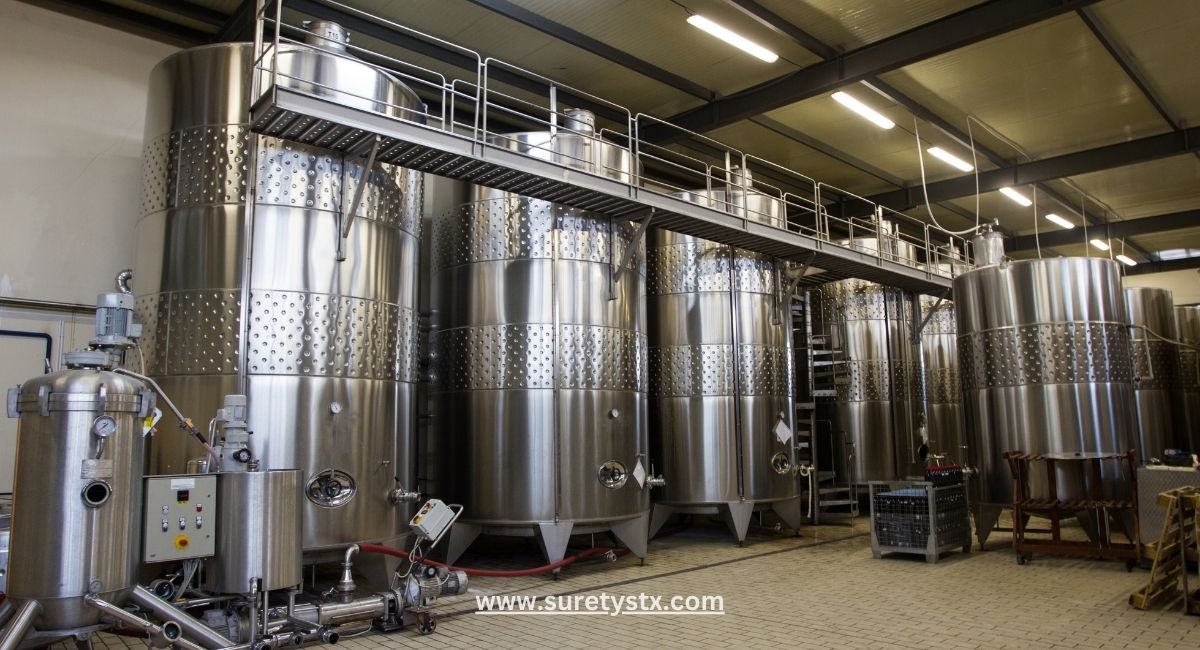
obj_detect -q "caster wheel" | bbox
[418,616,437,635]
[1017,555,1026,565]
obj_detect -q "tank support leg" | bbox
[719,502,755,544]
[772,497,805,535]
[444,523,482,566]
[975,504,1001,549]
[609,512,650,559]
[648,505,675,540]
[535,522,574,566]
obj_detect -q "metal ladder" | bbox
[795,290,858,521]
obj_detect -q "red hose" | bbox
[358,543,627,577]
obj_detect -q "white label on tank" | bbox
[632,459,647,488]
[170,478,195,490]
[774,420,793,445]
[81,459,114,479]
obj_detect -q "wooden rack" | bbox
[1004,450,1141,568]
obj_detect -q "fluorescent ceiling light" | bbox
[1115,254,1137,266]
[1090,238,1110,251]
[998,187,1032,207]
[686,15,779,63]
[831,91,895,129]
[927,147,973,172]
[1044,213,1075,229]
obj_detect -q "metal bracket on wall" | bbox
[911,289,949,343]
[609,209,654,300]
[336,134,383,262]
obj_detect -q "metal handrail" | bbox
[249,1,976,276]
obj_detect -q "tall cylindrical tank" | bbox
[918,293,965,464]
[646,174,800,542]
[956,257,1135,543]
[430,111,650,564]
[133,30,424,552]
[5,355,153,629]
[1175,305,1200,452]
[817,224,917,484]
[1125,287,1178,460]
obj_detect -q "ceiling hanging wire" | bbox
[913,117,982,236]
[1032,185,1042,258]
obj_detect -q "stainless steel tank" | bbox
[1176,305,1200,452]
[133,27,423,552]
[646,174,800,543]
[918,293,965,464]
[431,110,651,564]
[208,470,303,594]
[956,257,1135,544]
[816,224,918,484]
[1125,287,1178,460]
[5,356,153,629]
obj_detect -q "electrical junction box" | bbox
[410,499,455,543]
[143,474,216,562]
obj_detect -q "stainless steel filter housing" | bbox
[817,227,918,484]
[1125,287,1178,460]
[133,35,423,552]
[646,179,801,542]
[6,365,153,629]
[1175,305,1200,451]
[918,293,965,465]
[431,113,651,564]
[955,257,1135,544]
[208,470,303,594]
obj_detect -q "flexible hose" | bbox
[358,543,627,577]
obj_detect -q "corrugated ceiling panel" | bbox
[505,0,822,95]
[1090,0,1200,126]
[1067,155,1200,219]
[875,14,1166,160]
[755,0,984,51]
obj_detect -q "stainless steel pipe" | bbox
[130,586,237,650]
[85,594,203,650]
[0,600,40,650]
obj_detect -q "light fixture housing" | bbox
[1044,213,1075,230]
[831,91,895,129]
[1090,239,1110,251]
[686,15,779,63]
[927,147,973,172]
[1115,254,1137,266]
[998,187,1032,207]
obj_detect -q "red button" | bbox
[196,505,203,512]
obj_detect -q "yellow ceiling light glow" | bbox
[927,147,974,172]
[686,15,779,63]
[830,91,895,129]
[998,187,1032,207]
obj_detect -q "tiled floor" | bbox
[73,518,1200,649]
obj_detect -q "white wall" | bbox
[0,2,178,304]
[1124,269,1200,306]
[0,2,178,491]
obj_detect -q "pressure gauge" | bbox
[91,415,118,438]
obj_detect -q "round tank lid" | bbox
[301,20,349,52]
[562,108,596,135]
[64,349,116,370]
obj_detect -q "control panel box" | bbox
[410,499,455,543]
[144,474,216,562]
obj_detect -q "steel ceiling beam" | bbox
[719,0,1150,254]
[1004,209,1200,253]
[1124,256,1200,276]
[865,126,1200,210]
[19,0,212,46]
[213,0,255,43]
[642,0,1101,142]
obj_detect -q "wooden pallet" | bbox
[1130,487,1199,611]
